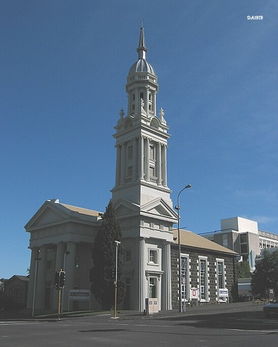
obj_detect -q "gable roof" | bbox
[173,229,237,256]
[25,199,102,231]
[59,203,100,217]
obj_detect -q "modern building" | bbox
[25,28,237,314]
[203,216,278,271]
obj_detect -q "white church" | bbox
[25,28,237,314]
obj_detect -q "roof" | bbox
[173,229,237,256]
[59,203,101,217]
[8,275,29,282]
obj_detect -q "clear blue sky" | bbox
[1,0,277,278]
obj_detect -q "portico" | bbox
[25,200,101,313]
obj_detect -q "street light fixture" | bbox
[175,184,192,313]
[112,240,121,319]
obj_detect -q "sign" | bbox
[145,298,159,314]
[68,289,91,301]
[190,287,199,299]
[218,288,229,298]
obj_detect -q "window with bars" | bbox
[199,258,207,301]
[217,261,224,289]
[181,255,189,301]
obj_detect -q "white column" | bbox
[55,242,64,271]
[120,144,125,185]
[53,243,65,310]
[26,247,38,309]
[36,246,47,311]
[140,136,145,180]
[145,138,150,181]
[153,93,157,116]
[63,242,76,311]
[162,242,172,310]
[132,138,137,181]
[162,145,168,186]
[116,145,121,186]
[157,142,162,185]
[138,238,146,311]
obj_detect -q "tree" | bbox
[251,249,278,299]
[89,201,124,309]
[236,261,251,278]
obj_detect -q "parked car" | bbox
[263,301,278,318]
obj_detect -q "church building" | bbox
[25,28,237,314]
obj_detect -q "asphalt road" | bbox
[1,304,278,347]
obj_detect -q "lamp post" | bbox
[175,184,192,313]
[113,240,121,319]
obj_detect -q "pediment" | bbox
[141,198,178,220]
[25,202,69,231]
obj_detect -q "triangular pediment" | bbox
[141,198,178,220]
[25,201,69,231]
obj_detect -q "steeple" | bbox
[137,27,147,59]
[112,27,171,204]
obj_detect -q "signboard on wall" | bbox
[68,289,91,301]
[218,288,229,298]
[145,298,159,314]
[190,287,199,300]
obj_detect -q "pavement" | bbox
[0,300,265,321]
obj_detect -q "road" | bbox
[1,304,278,346]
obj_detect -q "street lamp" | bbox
[113,240,121,319]
[175,184,192,313]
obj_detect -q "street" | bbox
[1,303,278,346]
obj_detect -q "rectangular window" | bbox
[150,166,156,178]
[217,261,224,289]
[240,244,248,254]
[149,277,157,298]
[199,258,208,301]
[150,142,156,161]
[181,255,189,301]
[149,249,158,264]
[222,234,228,247]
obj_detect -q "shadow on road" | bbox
[160,311,278,331]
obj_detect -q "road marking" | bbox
[0,321,39,326]
[229,328,278,334]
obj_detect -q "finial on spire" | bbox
[137,26,147,60]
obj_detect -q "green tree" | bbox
[89,201,124,309]
[251,249,278,299]
[236,261,251,278]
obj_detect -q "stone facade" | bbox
[171,246,237,309]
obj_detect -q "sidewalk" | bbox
[0,301,264,321]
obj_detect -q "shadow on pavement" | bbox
[160,310,278,331]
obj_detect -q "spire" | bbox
[137,27,147,60]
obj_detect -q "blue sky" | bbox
[1,0,277,278]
